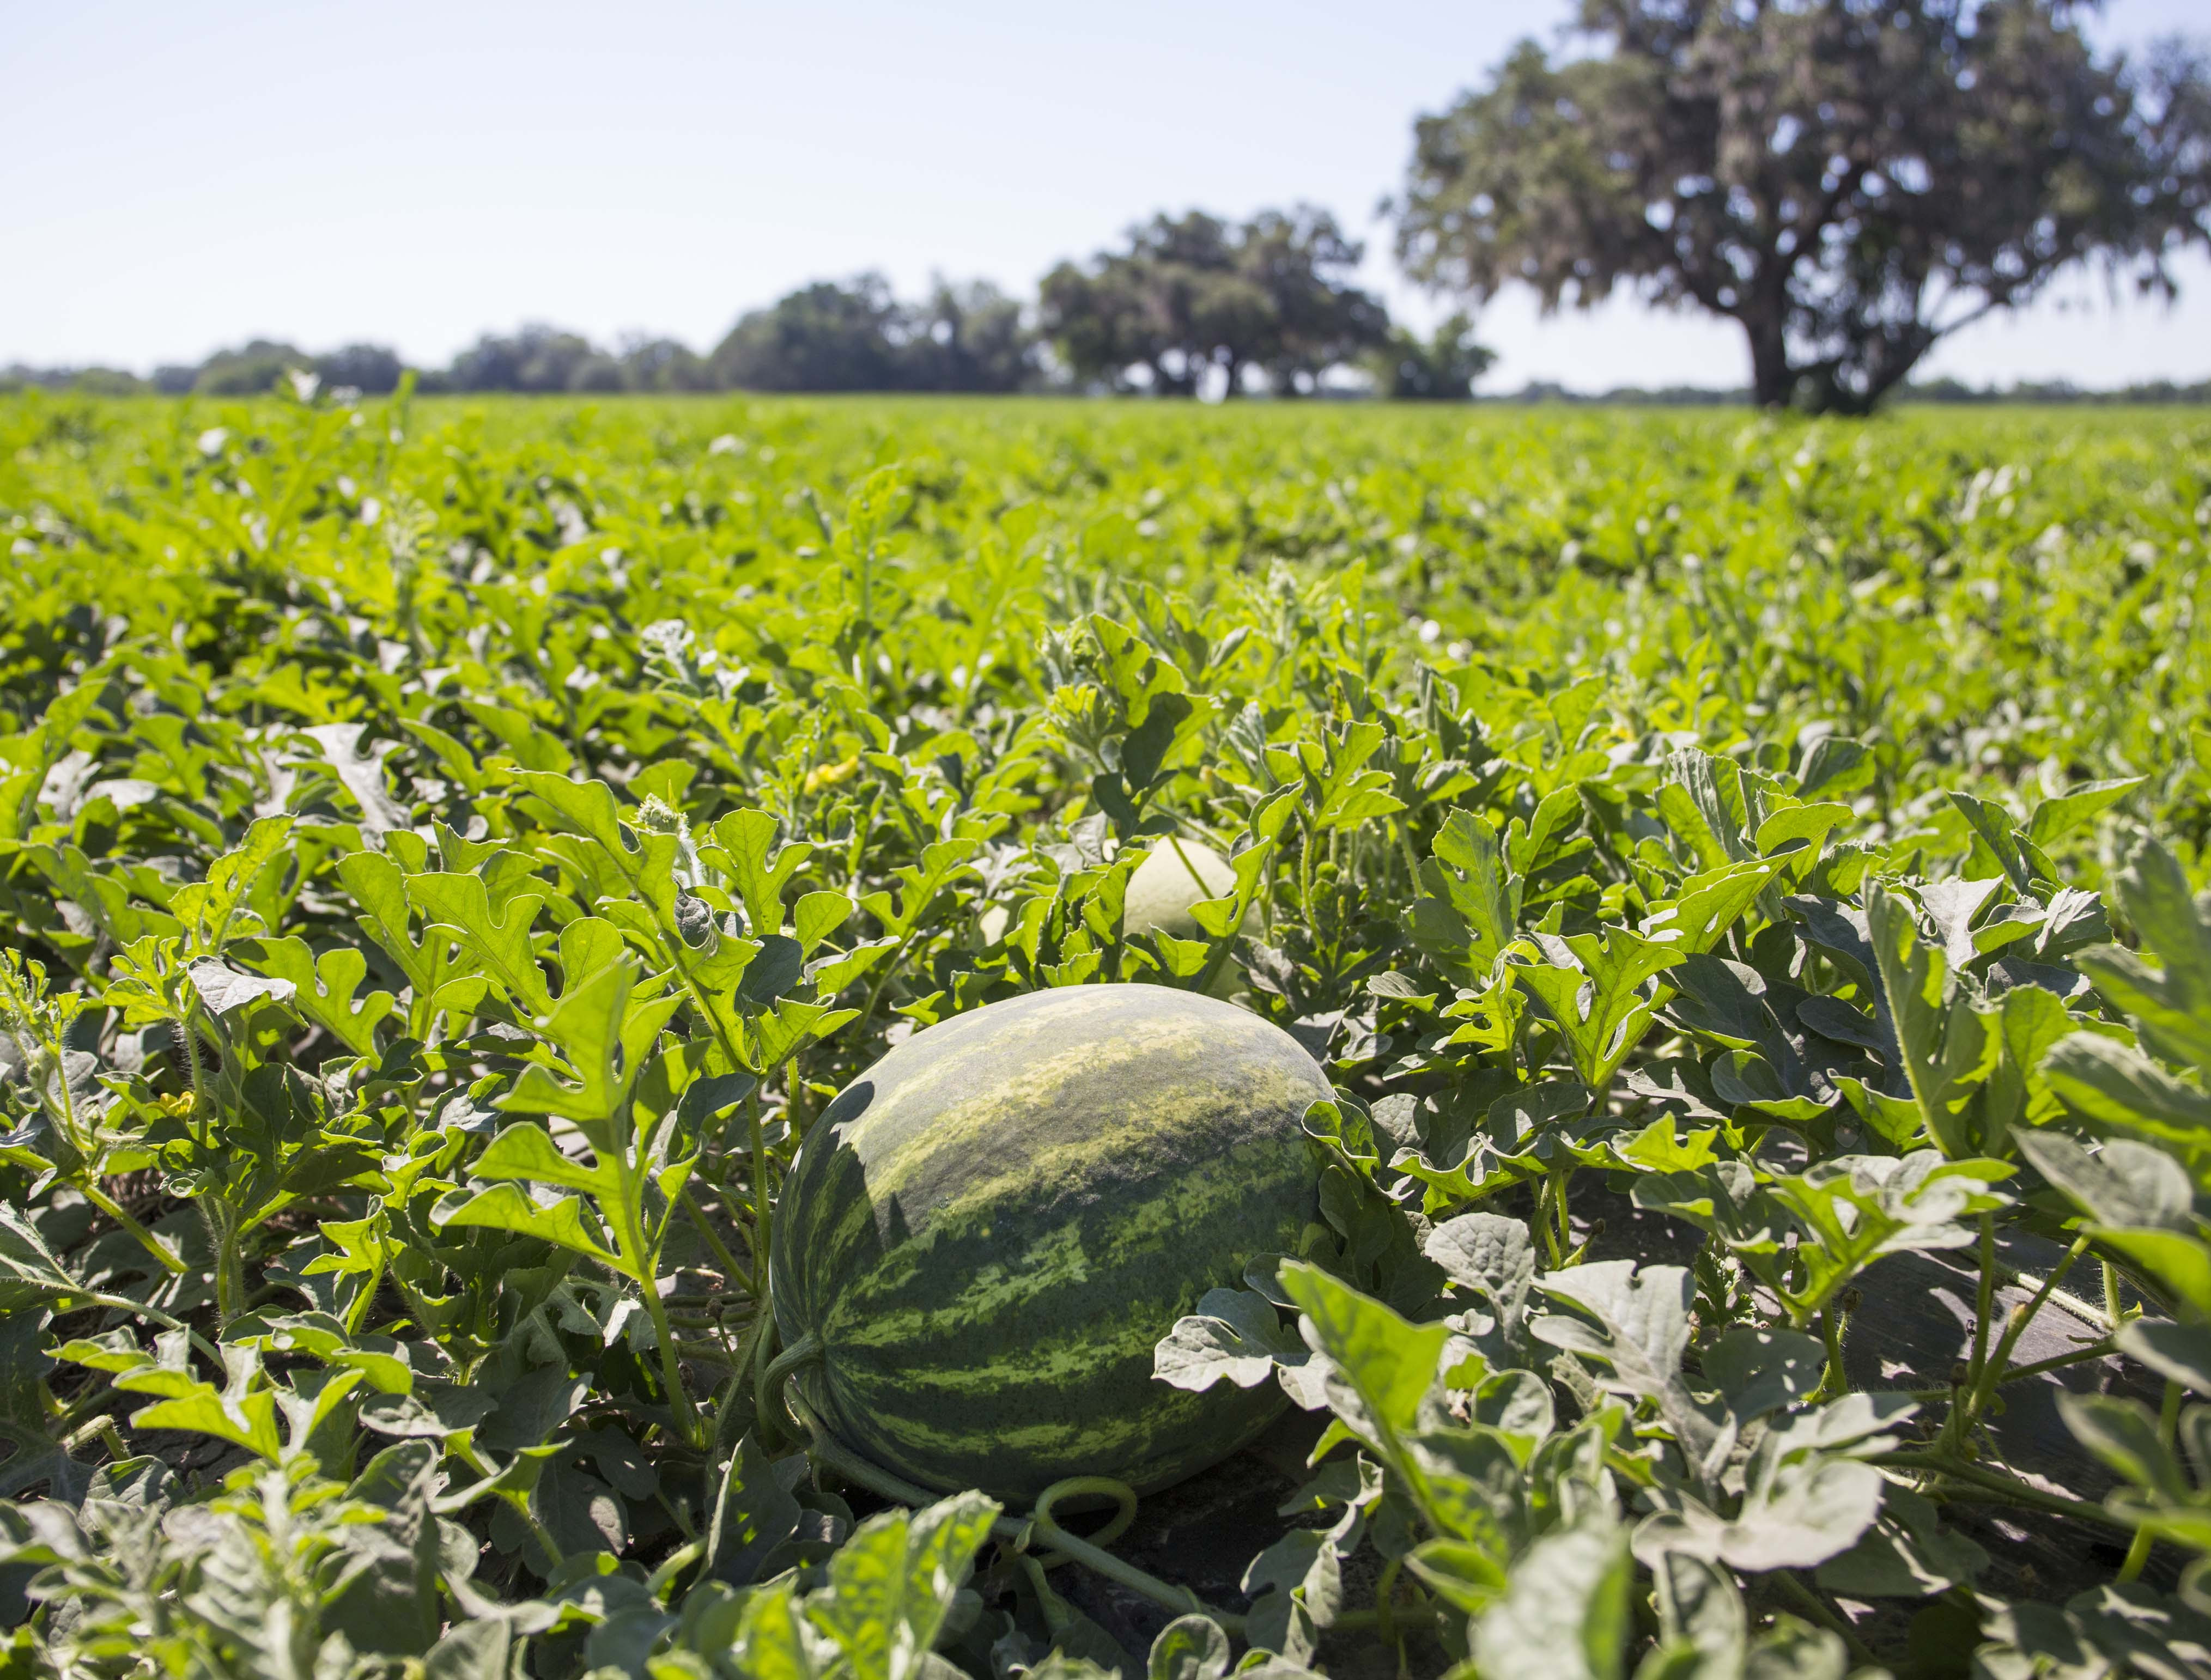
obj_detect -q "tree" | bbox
[0,364,145,395]
[1239,209,1396,393]
[900,279,1044,392]
[619,337,716,392]
[1393,3,2211,413]
[1371,312,1497,399]
[193,340,311,395]
[711,275,904,392]
[313,344,404,395]
[445,325,602,393]
[1040,207,1390,396]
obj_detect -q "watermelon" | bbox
[1124,838,1258,1000]
[770,984,1328,1501]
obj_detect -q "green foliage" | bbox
[1039,209,1390,397]
[0,388,2208,1677]
[1396,1,2211,412]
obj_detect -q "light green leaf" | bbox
[245,936,393,1055]
[1948,790,2055,896]
[804,1491,1000,1680]
[2074,837,2211,1074]
[1412,808,1521,979]
[2116,1318,2211,1397]
[1530,1262,1728,1484]
[473,1123,606,1195]
[1153,1287,1305,1392]
[2042,1032,2211,1183]
[793,891,854,954]
[1472,1518,1633,1680]
[2015,1131,2191,1231]
[1815,1486,1988,1598]
[2029,776,2145,847]
[435,1184,618,1267]
[732,1585,832,1679]
[1641,860,1773,956]
[1147,1613,1232,1680]
[408,871,552,1015]
[1405,1537,1510,1614]
[1511,927,1684,1091]
[1278,1261,1447,1439]
[1657,750,1753,871]
[131,1387,283,1463]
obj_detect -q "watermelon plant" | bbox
[0,385,2207,1679]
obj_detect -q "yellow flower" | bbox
[804,754,859,794]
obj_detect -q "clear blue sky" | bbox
[4,0,2206,391]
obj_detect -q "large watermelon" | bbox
[770,984,1329,1501]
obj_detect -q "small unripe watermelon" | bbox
[1125,838,1258,999]
[771,985,1327,1501]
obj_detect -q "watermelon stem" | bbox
[1029,1481,1246,1636]
[1029,1477,1138,1563]
[759,1331,822,1433]
[746,1089,773,1296]
[777,1375,1250,1639]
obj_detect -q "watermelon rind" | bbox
[770,983,1328,1501]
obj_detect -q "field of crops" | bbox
[2,388,2210,1680]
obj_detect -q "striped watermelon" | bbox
[770,984,1329,1501]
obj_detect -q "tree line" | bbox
[7,210,1490,403]
[7,2,2208,413]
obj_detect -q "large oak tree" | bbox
[1394,1,2211,411]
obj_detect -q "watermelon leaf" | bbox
[803,1492,1000,1680]
[1510,927,1683,1094]
[435,1184,619,1268]
[1146,1616,1232,1680]
[1278,1261,1447,1439]
[1153,1287,1305,1392]
[706,1432,803,1588]
[1530,1262,1730,1491]
[1471,1518,1635,1680]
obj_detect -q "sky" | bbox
[4,0,2208,393]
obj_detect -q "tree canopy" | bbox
[1371,312,1497,399]
[1394,0,2211,412]
[707,274,1043,393]
[711,275,906,392]
[1040,207,1391,395]
[444,326,603,394]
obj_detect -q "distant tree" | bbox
[193,340,311,395]
[619,337,716,392]
[568,355,628,393]
[1040,207,1390,396]
[313,344,404,394]
[446,325,602,393]
[900,279,1044,392]
[151,366,199,395]
[1394,2,2211,413]
[1371,312,1496,399]
[0,365,146,395]
[1238,209,1395,393]
[70,368,147,397]
[712,275,904,392]
[1042,211,1268,395]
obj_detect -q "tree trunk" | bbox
[1742,308,1793,409]
[1852,322,1941,415]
